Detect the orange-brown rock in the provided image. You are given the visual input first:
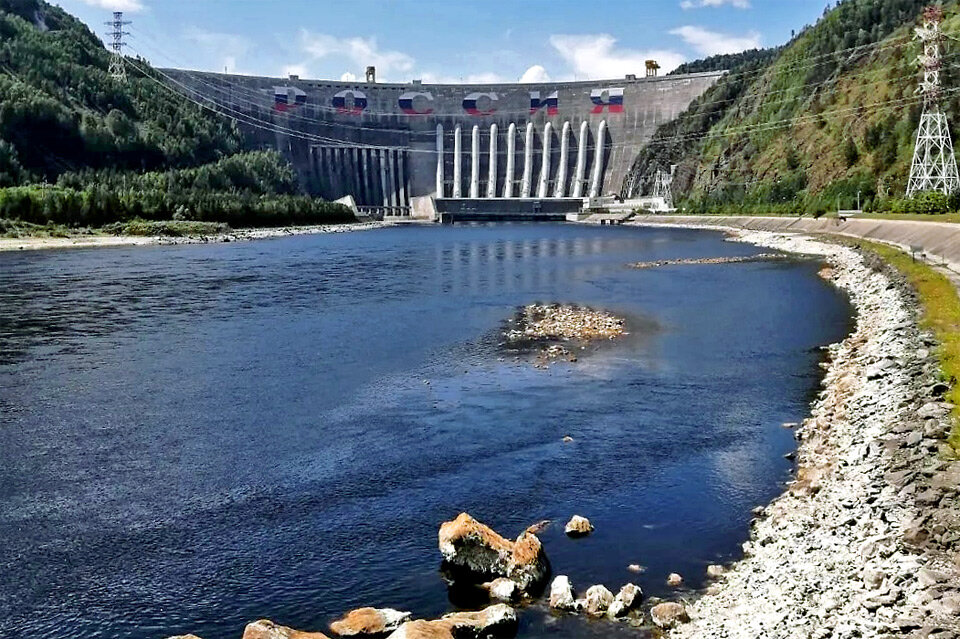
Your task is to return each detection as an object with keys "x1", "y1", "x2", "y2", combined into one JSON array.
[
  {"x1": 387, "y1": 620, "x2": 453, "y2": 639},
  {"x1": 386, "y1": 605, "x2": 517, "y2": 639},
  {"x1": 243, "y1": 619, "x2": 331, "y2": 639},
  {"x1": 330, "y1": 608, "x2": 411, "y2": 636},
  {"x1": 438, "y1": 513, "x2": 549, "y2": 592}
]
